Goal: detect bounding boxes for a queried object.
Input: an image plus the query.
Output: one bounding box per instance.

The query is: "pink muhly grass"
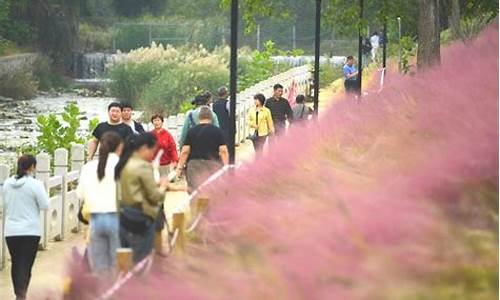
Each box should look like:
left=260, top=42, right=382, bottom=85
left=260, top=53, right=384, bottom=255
left=56, top=24, right=498, bottom=300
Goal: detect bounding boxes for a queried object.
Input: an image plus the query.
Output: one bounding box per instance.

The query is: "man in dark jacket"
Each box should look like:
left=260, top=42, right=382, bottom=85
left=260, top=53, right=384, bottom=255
left=265, top=83, right=293, bottom=135
left=212, top=86, right=230, bottom=144
left=121, top=102, right=145, bottom=134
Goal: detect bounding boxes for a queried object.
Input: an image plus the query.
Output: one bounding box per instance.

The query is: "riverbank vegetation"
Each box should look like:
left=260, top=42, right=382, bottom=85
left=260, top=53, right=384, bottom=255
left=107, top=41, right=302, bottom=116
left=19, top=103, right=98, bottom=158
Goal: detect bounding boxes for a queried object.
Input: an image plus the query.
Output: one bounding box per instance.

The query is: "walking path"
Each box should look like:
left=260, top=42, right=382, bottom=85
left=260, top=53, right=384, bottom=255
left=0, top=79, right=346, bottom=300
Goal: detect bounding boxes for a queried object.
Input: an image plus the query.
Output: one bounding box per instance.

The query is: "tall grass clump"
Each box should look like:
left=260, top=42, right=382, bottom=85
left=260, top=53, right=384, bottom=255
left=108, top=42, right=228, bottom=116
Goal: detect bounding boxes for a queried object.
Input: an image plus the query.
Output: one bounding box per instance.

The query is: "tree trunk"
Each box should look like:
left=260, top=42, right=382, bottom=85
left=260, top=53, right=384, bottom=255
left=450, top=0, right=461, bottom=38
left=417, top=0, right=441, bottom=70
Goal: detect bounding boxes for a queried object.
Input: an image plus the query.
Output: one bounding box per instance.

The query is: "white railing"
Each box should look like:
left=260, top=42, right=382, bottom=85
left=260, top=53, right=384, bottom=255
left=0, top=65, right=311, bottom=272
left=141, top=65, right=311, bottom=149
left=0, top=144, right=85, bottom=270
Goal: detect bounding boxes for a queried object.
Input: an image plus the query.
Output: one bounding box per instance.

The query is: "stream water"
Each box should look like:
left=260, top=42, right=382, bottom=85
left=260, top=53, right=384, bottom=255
left=0, top=94, right=116, bottom=165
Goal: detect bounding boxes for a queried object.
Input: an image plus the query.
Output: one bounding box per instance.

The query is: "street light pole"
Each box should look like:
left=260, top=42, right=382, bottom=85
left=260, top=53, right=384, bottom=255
left=229, top=0, right=238, bottom=164
left=357, top=0, right=364, bottom=96
left=313, top=0, right=321, bottom=116
left=397, top=17, right=402, bottom=73
left=382, top=20, right=387, bottom=70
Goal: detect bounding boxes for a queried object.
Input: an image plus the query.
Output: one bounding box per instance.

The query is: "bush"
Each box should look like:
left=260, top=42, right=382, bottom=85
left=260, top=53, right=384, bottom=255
left=0, top=19, right=35, bottom=47
left=318, top=60, right=343, bottom=89
left=78, top=23, right=113, bottom=51
left=33, top=56, right=68, bottom=91
left=108, top=60, right=164, bottom=102
left=0, top=72, right=38, bottom=99
left=238, top=41, right=276, bottom=91
left=108, top=43, right=228, bottom=116
left=20, top=103, right=98, bottom=157
left=400, top=36, right=417, bottom=74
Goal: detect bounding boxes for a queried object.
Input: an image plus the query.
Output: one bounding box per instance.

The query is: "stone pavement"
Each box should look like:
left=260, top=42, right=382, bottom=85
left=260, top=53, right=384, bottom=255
left=0, top=82, right=341, bottom=299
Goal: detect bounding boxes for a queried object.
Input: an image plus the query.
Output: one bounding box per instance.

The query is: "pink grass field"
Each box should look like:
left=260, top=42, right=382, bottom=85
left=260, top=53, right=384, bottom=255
left=61, top=23, right=498, bottom=300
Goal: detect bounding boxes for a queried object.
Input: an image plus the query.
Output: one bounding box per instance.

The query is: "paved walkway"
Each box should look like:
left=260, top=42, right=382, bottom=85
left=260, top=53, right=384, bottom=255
left=0, top=140, right=256, bottom=300
left=0, top=81, right=343, bottom=299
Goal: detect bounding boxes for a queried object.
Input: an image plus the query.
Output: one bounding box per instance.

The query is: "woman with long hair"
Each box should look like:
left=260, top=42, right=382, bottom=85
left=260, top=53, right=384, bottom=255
left=115, top=132, right=182, bottom=262
left=3, top=154, right=49, bottom=300
left=76, top=131, right=123, bottom=275
left=248, top=93, right=274, bottom=154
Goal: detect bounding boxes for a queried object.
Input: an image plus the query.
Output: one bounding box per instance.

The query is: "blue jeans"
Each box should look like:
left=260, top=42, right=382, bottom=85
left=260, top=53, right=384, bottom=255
left=89, top=213, right=120, bottom=274
left=120, top=221, right=155, bottom=263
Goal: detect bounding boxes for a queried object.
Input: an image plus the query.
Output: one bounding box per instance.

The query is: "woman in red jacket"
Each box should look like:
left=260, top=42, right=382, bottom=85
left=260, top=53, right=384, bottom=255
left=150, top=114, right=178, bottom=177
left=150, top=114, right=179, bottom=256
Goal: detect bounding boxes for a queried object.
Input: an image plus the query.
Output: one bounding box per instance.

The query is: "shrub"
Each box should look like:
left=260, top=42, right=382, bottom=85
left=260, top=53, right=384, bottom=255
left=78, top=23, right=113, bottom=51
left=108, top=43, right=228, bottom=116
left=238, top=41, right=276, bottom=91
left=318, top=60, right=343, bottom=89
left=0, top=72, right=38, bottom=99
left=108, top=60, right=164, bottom=102
left=19, top=103, right=98, bottom=157
left=33, top=56, right=68, bottom=91
left=400, top=36, right=417, bottom=74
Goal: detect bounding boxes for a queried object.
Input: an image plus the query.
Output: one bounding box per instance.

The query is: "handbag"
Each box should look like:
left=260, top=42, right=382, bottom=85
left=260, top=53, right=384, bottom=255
left=120, top=206, right=153, bottom=234
left=246, top=111, right=259, bottom=142
left=77, top=201, right=90, bottom=225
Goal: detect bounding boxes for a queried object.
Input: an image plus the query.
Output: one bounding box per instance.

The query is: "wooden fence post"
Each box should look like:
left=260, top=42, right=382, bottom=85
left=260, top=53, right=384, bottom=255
left=36, top=153, right=50, bottom=250
left=0, top=165, right=10, bottom=271
left=172, top=213, right=186, bottom=254
left=116, top=248, right=133, bottom=273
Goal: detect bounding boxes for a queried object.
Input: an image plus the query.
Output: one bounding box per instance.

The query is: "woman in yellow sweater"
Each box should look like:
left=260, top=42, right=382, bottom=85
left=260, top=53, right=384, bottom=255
left=248, top=93, right=274, bottom=154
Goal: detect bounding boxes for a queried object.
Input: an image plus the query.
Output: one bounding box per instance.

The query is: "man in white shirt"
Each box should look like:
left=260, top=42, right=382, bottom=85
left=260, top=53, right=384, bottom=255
left=370, top=32, right=380, bottom=62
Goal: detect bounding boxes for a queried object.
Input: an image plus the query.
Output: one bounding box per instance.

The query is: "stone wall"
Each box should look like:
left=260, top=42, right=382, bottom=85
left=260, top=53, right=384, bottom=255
left=0, top=53, right=39, bottom=78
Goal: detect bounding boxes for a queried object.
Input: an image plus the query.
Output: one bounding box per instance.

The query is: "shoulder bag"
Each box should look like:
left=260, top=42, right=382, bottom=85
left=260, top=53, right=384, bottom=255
left=246, top=110, right=259, bottom=142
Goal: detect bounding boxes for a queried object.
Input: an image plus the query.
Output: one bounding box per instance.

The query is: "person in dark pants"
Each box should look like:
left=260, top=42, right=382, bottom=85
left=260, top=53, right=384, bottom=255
left=248, top=94, right=274, bottom=154
left=212, top=86, right=231, bottom=144
left=343, top=56, right=359, bottom=94
left=3, top=155, right=49, bottom=300
left=265, top=84, right=293, bottom=137
left=177, top=106, right=229, bottom=194
left=115, top=133, right=185, bottom=262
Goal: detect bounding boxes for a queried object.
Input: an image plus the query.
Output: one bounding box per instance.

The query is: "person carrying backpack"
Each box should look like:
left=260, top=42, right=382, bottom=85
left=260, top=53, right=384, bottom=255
left=292, top=94, right=313, bottom=122
left=179, top=93, right=220, bottom=149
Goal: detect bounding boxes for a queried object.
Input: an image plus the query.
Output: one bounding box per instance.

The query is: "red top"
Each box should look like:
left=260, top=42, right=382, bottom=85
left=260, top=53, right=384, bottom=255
left=151, top=128, right=178, bottom=166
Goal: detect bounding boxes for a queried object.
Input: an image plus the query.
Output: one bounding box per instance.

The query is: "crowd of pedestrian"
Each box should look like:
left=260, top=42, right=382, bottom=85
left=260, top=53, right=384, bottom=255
left=2, top=84, right=312, bottom=298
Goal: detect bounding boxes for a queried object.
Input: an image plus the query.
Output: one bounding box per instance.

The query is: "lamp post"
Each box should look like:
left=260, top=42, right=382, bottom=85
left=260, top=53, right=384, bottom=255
left=397, top=16, right=402, bottom=73
left=382, top=20, right=387, bottom=70
left=357, top=0, right=364, bottom=96
left=313, top=0, right=321, bottom=116
left=228, top=0, right=238, bottom=164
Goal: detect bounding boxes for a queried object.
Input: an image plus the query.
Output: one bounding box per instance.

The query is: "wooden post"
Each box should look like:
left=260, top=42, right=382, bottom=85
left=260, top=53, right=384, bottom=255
left=196, top=197, right=209, bottom=215
left=55, top=148, right=68, bottom=240
left=36, top=153, right=50, bottom=250
left=71, top=144, right=85, bottom=172
left=172, top=213, right=185, bottom=253
left=116, top=248, right=133, bottom=273
left=0, top=164, right=10, bottom=271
